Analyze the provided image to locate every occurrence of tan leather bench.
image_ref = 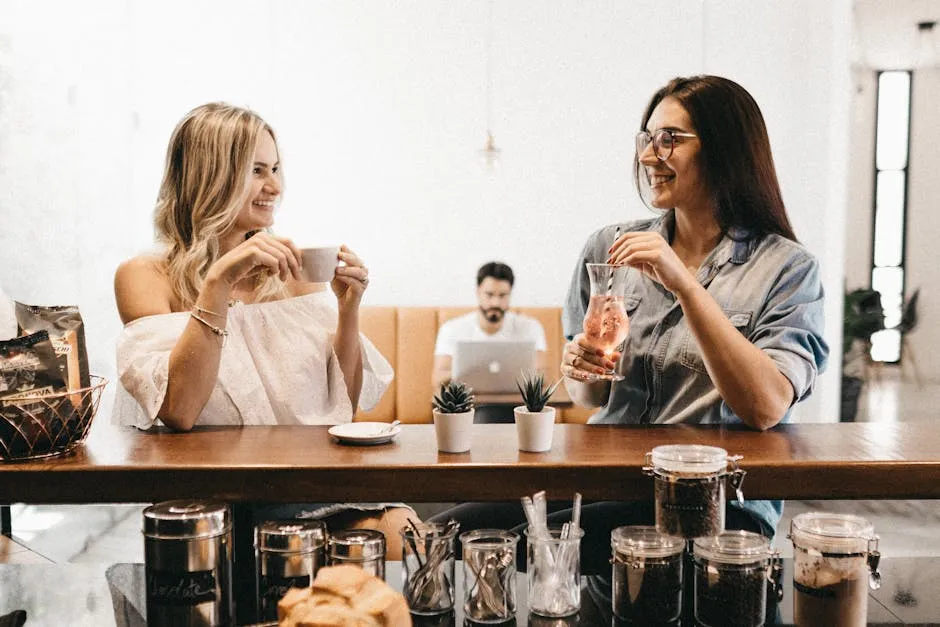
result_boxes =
[355,307,593,424]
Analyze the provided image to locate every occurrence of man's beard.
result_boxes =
[481,307,506,324]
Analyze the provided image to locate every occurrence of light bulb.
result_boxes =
[479,131,501,174]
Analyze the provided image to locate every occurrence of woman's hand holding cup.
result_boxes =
[331,245,370,313]
[561,334,620,381]
[208,232,302,289]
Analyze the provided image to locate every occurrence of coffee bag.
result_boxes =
[15,303,90,391]
[0,331,74,458]
[0,330,66,400]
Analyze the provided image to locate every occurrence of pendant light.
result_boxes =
[915,21,937,69]
[478,0,501,173]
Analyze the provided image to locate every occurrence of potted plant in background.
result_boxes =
[514,371,562,452]
[432,380,475,453]
[841,288,886,421]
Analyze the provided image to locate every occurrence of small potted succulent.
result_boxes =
[432,380,475,453]
[514,371,562,452]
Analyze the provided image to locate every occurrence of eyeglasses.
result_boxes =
[635,129,698,161]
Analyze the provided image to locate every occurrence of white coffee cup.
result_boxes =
[432,409,474,453]
[513,406,556,452]
[299,246,340,282]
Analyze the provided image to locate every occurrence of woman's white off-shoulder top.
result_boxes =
[112,292,393,429]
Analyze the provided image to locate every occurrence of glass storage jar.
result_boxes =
[644,444,746,538]
[693,530,781,627]
[610,525,685,624]
[789,512,881,627]
[461,529,519,624]
[400,521,460,615]
[525,525,583,618]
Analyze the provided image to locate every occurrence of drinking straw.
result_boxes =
[523,492,556,571]
[533,491,549,538]
[608,226,621,295]
[521,495,538,530]
[571,492,582,532]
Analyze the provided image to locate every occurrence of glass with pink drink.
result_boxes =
[581,263,630,381]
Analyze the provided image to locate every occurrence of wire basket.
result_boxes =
[0,375,108,462]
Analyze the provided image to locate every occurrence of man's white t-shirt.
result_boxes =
[434,311,547,356]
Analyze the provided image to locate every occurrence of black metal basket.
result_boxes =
[0,375,108,461]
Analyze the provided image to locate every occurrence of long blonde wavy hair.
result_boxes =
[154,102,288,307]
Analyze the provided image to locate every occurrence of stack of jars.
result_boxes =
[610,444,881,627]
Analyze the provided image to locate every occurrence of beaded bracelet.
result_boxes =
[190,311,229,346]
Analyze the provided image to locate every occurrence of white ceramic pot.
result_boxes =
[513,406,556,452]
[432,409,475,453]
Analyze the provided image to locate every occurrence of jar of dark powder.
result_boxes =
[693,530,778,627]
[789,512,881,627]
[644,444,746,539]
[610,525,685,624]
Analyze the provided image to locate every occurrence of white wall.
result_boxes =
[906,68,940,382]
[0,0,851,421]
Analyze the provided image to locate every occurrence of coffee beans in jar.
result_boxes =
[644,444,745,539]
[610,525,685,624]
[693,530,777,627]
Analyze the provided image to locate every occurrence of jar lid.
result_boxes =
[611,525,685,558]
[400,521,460,541]
[143,500,231,540]
[790,512,875,554]
[255,520,327,553]
[328,529,386,561]
[650,444,729,475]
[459,528,520,550]
[693,530,771,565]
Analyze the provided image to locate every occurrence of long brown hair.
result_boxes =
[634,75,797,242]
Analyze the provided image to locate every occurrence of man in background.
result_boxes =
[433,262,547,422]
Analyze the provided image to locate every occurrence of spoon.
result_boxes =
[382,420,401,435]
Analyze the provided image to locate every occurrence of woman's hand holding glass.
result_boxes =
[561,335,620,382]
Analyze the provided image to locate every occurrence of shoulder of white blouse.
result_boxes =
[121,310,189,332]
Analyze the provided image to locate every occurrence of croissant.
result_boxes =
[278,564,412,627]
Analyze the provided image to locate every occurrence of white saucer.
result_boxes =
[328,422,402,445]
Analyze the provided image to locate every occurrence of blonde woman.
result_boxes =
[112,102,414,557]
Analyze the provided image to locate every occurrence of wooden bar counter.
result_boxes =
[2,422,940,504]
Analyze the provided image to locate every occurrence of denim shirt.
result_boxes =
[562,210,830,534]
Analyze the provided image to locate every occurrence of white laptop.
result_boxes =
[452,340,537,394]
